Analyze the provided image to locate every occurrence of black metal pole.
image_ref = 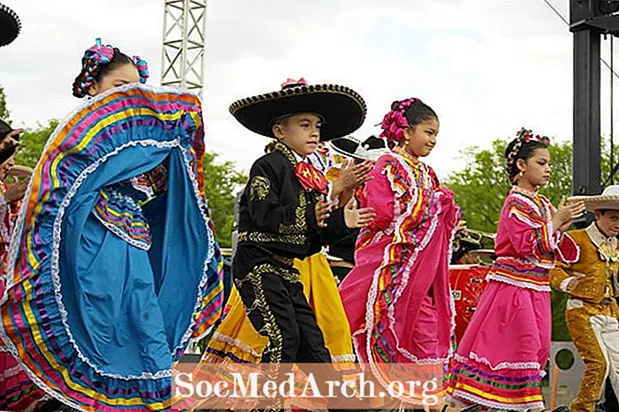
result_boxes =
[572,0,602,195]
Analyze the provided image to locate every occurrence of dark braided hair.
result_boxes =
[72,47,136,98]
[395,99,438,128]
[504,139,549,184]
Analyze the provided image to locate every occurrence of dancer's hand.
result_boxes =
[455,219,468,234]
[343,197,376,228]
[565,272,586,292]
[332,160,373,197]
[0,129,22,151]
[9,165,33,178]
[4,179,29,203]
[553,201,586,231]
[315,195,335,228]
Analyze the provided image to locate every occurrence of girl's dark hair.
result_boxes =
[391,99,439,128]
[72,48,135,98]
[504,139,548,184]
[382,98,438,149]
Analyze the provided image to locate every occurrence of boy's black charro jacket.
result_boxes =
[234,141,351,276]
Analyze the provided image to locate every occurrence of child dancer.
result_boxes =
[550,186,619,412]
[339,98,460,405]
[1,39,223,411]
[445,128,585,412]
[224,78,373,412]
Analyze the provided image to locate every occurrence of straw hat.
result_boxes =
[568,185,619,212]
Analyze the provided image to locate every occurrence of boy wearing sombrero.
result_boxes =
[230,78,372,373]
[551,186,619,412]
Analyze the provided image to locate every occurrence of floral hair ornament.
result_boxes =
[133,55,149,84]
[505,127,551,175]
[75,38,116,97]
[85,38,114,66]
[379,97,422,147]
[281,77,308,88]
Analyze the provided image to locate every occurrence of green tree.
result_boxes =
[0,85,9,121]
[15,120,58,168]
[203,152,248,248]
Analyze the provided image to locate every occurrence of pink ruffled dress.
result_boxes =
[447,186,579,410]
[339,149,460,389]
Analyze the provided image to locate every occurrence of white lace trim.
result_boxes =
[174,146,219,349]
[331,354,356,363]
[556,232,580,264]
[207,332,263,359]
[0,194,9,244]
[446,208,460,360]
[92,212,151,251]
[485,274,551,292]
[456,352,542,371]
[451,389,545,411]
[1,363,24,379]
[130,176,155,199]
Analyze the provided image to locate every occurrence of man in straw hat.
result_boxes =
[551,186,619,412]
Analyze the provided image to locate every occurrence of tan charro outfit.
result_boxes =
[550,223,619,412]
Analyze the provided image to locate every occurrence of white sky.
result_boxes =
[1,0,617,179]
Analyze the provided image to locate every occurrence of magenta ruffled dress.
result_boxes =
[339,149,460,390]
[447,186,579,410]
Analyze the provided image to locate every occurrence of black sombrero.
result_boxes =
[330,135,390,161]
[0,3,21,47]
[229,78,366,141]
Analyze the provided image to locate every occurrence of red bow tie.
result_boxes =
[294,161,329,196]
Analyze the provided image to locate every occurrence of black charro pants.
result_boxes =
[234,260,331,364]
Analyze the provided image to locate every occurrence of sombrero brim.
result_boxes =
[330,136,365,160]
[468,249,497,258]
[0,4,21,47]
[330,139,389,162]
[568,195,619,212]
[229,84,366,141]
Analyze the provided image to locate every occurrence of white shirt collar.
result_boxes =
[292,150,306,164]
[586,222,619,262]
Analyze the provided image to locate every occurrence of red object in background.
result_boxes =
[448,264,490,343]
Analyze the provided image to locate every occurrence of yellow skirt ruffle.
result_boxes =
[203,253,354,365]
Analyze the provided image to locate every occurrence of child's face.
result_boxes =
[520,148,551,188]
[88,63,140,96]
[595,209,619,238]
[402,118,439,157]
[273,113,322,157]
